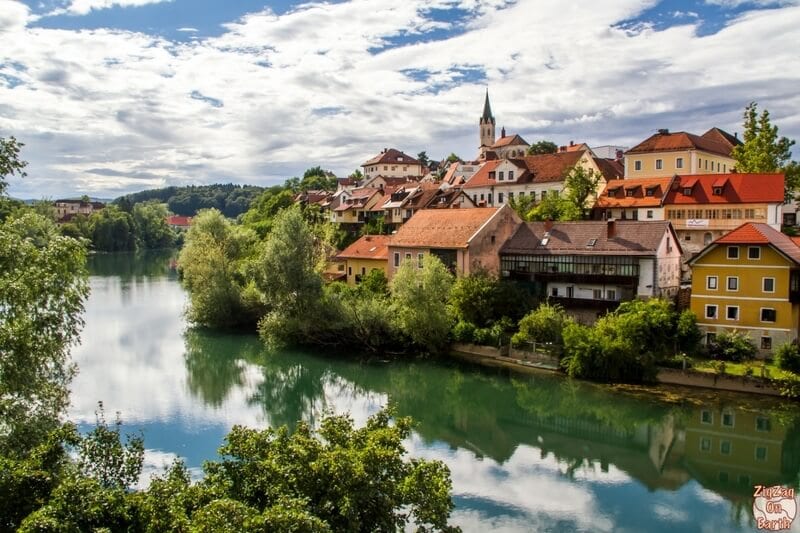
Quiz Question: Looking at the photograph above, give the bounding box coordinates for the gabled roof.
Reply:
[689,223,800,266]
[389,207,502,249]
[166,215,192,227]
[626,131,734,157]
[362,148,421,167]
[592,157,624,180]
[595,176,675,208]
[492,134,529,148]
[665,173,784,205]
[336,235,391,261]
[701,127,742,150]
[501,220,678,256]
[521,151,585,183]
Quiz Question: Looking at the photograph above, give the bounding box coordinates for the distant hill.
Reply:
[115,183,265,218]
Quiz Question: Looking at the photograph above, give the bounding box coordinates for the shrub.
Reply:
[515,303,571,346]
[774,342,800,374]
[451,321,476,343]
[707,331,757,362]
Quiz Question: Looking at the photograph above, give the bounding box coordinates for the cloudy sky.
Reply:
[1,0,798,199]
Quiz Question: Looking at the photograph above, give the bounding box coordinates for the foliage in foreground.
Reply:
[707,330,757,362]
[10,410,457,532]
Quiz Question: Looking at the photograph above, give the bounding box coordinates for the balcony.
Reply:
[532,271,639,285]
[549,296,622,311]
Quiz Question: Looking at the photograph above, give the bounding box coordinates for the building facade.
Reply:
[624,128,739,179]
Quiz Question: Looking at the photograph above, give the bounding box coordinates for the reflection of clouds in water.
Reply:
[652,503,689,523]
[137,448,203,490]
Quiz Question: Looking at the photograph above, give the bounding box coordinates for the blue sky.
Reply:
[1,0,798,198]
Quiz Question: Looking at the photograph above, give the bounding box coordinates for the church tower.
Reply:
[478,89,496,157]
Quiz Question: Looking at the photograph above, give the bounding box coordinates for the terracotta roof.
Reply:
[492,134,529,148]
[336,235,391,261]
[334,187,379,211]
[389,207,502,248]
[665,173,784,205]
[592,157,624,180]
[501,220,678,256]
[595,176,675,208]
[464,151,585,189]
[692,223,800,266]
[626,131,734,157]
[166,215,192,227]
[559,142,590,153]
[362,148,421,167]
[701,127,742,150]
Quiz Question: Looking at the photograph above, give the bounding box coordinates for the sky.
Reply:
[1,0,799,199]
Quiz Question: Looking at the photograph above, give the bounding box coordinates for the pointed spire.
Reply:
[481,88,494,122]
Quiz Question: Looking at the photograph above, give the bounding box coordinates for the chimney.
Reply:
[501,126,506,137]
[607,219,615,238]
[615,149,624,160]
[570,140,574,146]
[734,132,738,139]
[544,219,554,231]
[657,128,669,135]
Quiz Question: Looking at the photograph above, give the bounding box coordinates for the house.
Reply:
[595,176,677,221]
[361,148,425,181]
[54,198,105,222]
[624,128,739,179]
[664,173,784,253]
[387,205,521,278]
[463,150,620,209]
[438,162,482,188]
[330,187,382,226]
[335,235,391,286]
[688,223,800,352]
[500,220,682,320]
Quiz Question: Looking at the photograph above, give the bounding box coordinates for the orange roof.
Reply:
[595,177,674,208]
[626,131,734,157]
[336,235,391,261]
[692,223,800,265]
[665,173,784,205]
[701,127,742,150]
[389,207,501,248]
[464,151,584,189]
[166,215,192,227]
[492,134,529,148]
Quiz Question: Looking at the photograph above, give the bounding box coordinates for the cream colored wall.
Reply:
[625,150,734,178]
[363,161,424,180]
[344,258,387,286]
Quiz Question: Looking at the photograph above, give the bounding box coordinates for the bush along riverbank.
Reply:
[177,205,800,399]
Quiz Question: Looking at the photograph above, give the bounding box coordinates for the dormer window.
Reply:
[607,189,615,197]
[683,188,692,196]
[645,188,655,197]
[489,171,496,179]
[713,187,723,195]
[626,189,634,197]
[587,238,597,247]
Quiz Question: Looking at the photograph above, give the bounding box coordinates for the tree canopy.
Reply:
[527,140,558,155]
[0,136,28,195]
[115,184,265,218]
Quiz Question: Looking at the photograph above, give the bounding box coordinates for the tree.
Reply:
[448,270,508,328]
[512,303,572,346]
[0,136,28,195]
[0,212,89,455]
[240,187,295,238]
[508,193,535,221]
[179,209,262,328]
[390,255,453,353]
[417,151,430,168]
[732,102,798,202]
[445,153,461,163]
[132,201,176,249]
[89,205,136,252]
[527,140,558,155]
[529,193,582,222]
[563,166,601,216]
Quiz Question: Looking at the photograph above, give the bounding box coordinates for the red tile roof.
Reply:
[362,148,421,167]
[166,215,192,227]
[389,207,501,248]
[626,131,734,157]
[464,151,584,189]
[665,173,784,205]
[492,134,529,148]
[595,176,675,208]
[701,127,742,150]
[336,235,391,261]
[693,223,800,265]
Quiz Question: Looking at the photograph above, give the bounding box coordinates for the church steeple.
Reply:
[479,89,496,156]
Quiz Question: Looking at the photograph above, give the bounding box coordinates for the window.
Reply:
[727,246,739,259]
[727,277,738,291]
[634,160,642,171]
[384,165,388,170]
[646,188,655,197]
[748,246,761,260]
[646,210,653,219]
[707,276,718,290]
[705,160,709,170]
[722,411,735,427]
[761,308,776,323]
[473,194,477,203]
[705,304,718,319]
[701,410,713,424]
[509,171,514,180]
[626,189,634,197]
[704,232,713,245]
[685,235,691,241]
[480,193,485,201]
[393,252,400,267]
[756,446,768,461]
[761,336,773,350]
[405,253,412,261]
[498,171,504,181]
[509,192,514,200]
[551,287,558,297]
[607,289,616,300]
[713,186,723,195]
[361,267,366,275]
[541,191,547,199]
[391,166,396,171]
[498,192,504,204]
[756,416,771,432]
[491,235,496,244]
[723,164,727,172]
[530,191,536,201]
[683,188,692,196]
[418,253,424,268]
[676,157,684,169]
[726,306,739,320]
[717,162,721,172]
[721,440,732,455]
[348,266,352,276]
[700,437,712,452]
[763,277,775,293]
[403,166,407,171]
[593,289,603,299]
[655,159,663,170]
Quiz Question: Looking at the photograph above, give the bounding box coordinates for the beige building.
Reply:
[335,235,391,286]
[361,148,425,181]
[624,128,739,179]
[54,198,105,221]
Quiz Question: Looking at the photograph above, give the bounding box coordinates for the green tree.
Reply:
[707,330,757,362]
[76,405,144,490]
[445,153,461,163]
[132,201,176,249]
[391,255,453,353]
[732,102,798,201]
[563,166,601,216]
[179,209,262,328]
[529,193,582,221]
[0,136,28,195]
[512,303,572,346]
[448,270,504,328]
[0,212,89,455]
[89,205,137,252]
[240,187,295,238]
[417,151,430,168]
[508,193,535,221]
[526,140,558,155]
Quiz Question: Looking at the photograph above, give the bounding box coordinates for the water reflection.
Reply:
[72,252,800,533]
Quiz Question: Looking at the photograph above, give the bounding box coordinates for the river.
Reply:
[69,251,800,532]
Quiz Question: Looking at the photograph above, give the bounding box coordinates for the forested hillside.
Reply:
[114,184,265,218]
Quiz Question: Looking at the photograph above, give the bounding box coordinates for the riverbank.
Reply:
[450,342,790,398]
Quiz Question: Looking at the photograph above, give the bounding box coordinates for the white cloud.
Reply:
[705,0,799,7]
[53,0,173,16]
[0,0,30,32]
[176,27,198,33]
[1,0,800,198]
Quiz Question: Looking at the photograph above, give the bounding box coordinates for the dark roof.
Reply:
[501,220,677,256]
[362,148,421,167]
[690,223,800,266]
[626,131,734,157]
[701,127,742,150]
[481,89,494,122]
[592,157,624,180]
[664,173,784,205]
[492,134,529,148]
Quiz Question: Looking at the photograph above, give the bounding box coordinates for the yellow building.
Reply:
[624,128,738,179]
[688,223,800,352]
[335,234,390,286]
